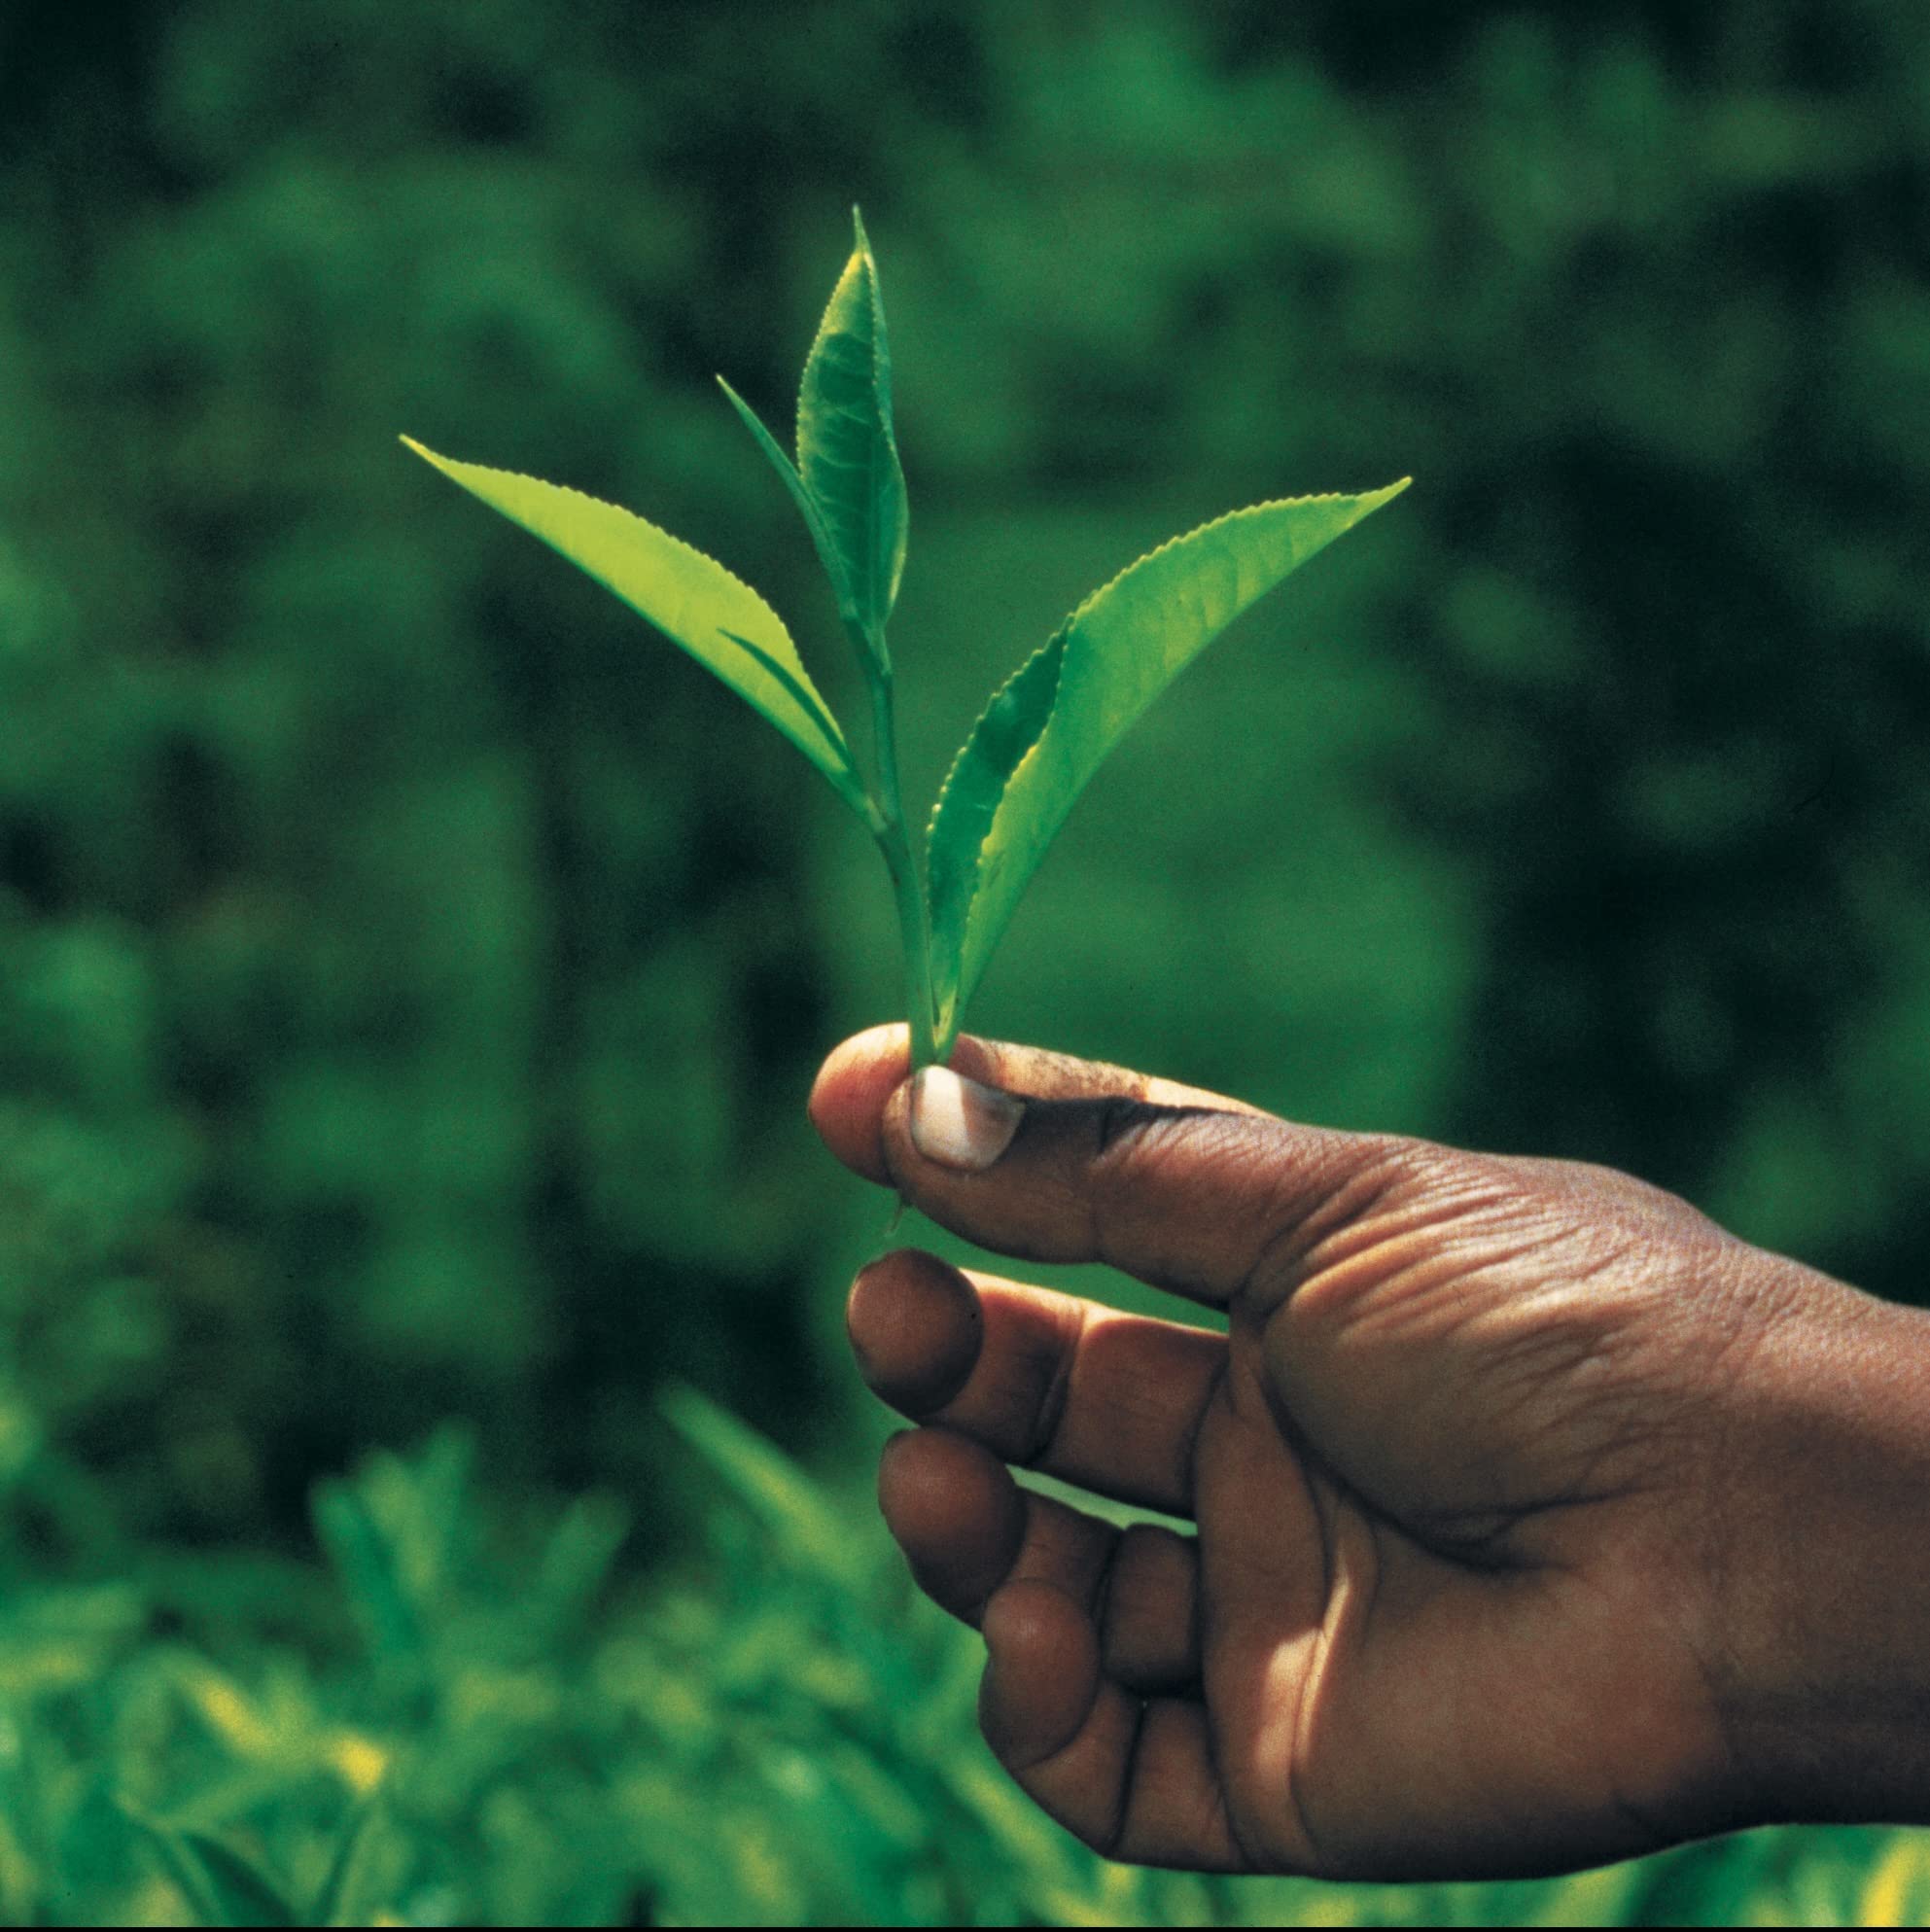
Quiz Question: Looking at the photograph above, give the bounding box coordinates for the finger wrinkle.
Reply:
[1024,1296,1090,1469]
[1104,1691,1152,1856]
[1012,1491,1119,1615]
[1090,1107,1272,1299]
[1245,1143,1408,1303]
[1176,1354,1225,1516]
[1098,1524,1202,1695]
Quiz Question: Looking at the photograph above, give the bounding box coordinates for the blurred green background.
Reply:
[3,0,1929,1921]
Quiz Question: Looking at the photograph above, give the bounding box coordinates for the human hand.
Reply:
[809,1027,1930,1879]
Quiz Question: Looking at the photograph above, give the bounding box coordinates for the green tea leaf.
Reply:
[926,482,1411,1050]
[716,376,858,632]
[401,439,869,821]
[922,633,1068,1036]
[120,1804,298,1927]
[794,208,908,647]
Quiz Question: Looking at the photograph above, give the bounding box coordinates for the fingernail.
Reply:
[909,1067,1024,1172]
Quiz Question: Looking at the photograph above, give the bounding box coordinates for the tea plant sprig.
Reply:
[404,211,1407,1073]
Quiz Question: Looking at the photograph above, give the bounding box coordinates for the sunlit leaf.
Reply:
[401,439,869,821]
[174,1659,274,1759]
[926,482,1410,1050]
[794,207,908,647]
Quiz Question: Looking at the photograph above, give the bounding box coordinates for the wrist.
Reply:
[1712,1260,1930,1826]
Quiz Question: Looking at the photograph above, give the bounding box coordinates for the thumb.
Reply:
[815,1029,1381,1308]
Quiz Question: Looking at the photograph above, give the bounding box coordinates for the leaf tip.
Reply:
[1357,474,1413,518]
[399,435,449,476]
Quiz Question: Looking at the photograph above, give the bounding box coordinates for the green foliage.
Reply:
[0,1424,1924,1924]
[119,1807,300,1927]
[927,484,1408,1051]
[307,1795,384,1929]
[410,220,1402,1068]
[716,374,857,655]
[794,208,909,650]
[399,439,869,821]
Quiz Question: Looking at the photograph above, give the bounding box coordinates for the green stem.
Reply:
[864,655,937,1071]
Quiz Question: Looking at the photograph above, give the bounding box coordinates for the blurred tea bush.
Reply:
[2,0,1928,1919]
[10,1416,1930,1924]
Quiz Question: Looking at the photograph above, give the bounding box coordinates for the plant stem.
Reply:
[864,654,937,1071]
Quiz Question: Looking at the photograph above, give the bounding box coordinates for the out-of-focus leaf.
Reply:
[120,1804,298,1928]
[0,1809,33,1927]
[311,1483,422,1660]
[658,1385,863,1586]
[531,1493,630,1633]
[401,439,869,820]
[794,207,908,647]
[173,1658,275,1759]
[405,1423,475,1584]
[308,1791,384,1929]
[925,482,1410,1052]
[1856,1836,1930,1925]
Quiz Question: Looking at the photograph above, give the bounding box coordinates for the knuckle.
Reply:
[1089,1104,1237,1230]
[1090,1094,1166,1157]
[1090,1100,1250,1177]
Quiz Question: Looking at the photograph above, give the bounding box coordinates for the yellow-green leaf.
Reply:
[401,439,868,821]
[927,481,1411,1052]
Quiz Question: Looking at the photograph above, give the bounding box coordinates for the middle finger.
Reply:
[849,1248,1227,1518]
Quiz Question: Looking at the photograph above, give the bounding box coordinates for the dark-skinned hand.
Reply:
[809,1026,1930,1879]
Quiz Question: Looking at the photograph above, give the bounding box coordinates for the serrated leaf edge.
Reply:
[1057,482,1413,639]
[717,374,859,624]
[926,480,1412,1049]
[791,209,906,633]
[794,211,883,458]
[929,483,1411,875]
[401,436,860,781]
[857,211,907,626]
[927,628,1067,1046]
[925,631,1061,853]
